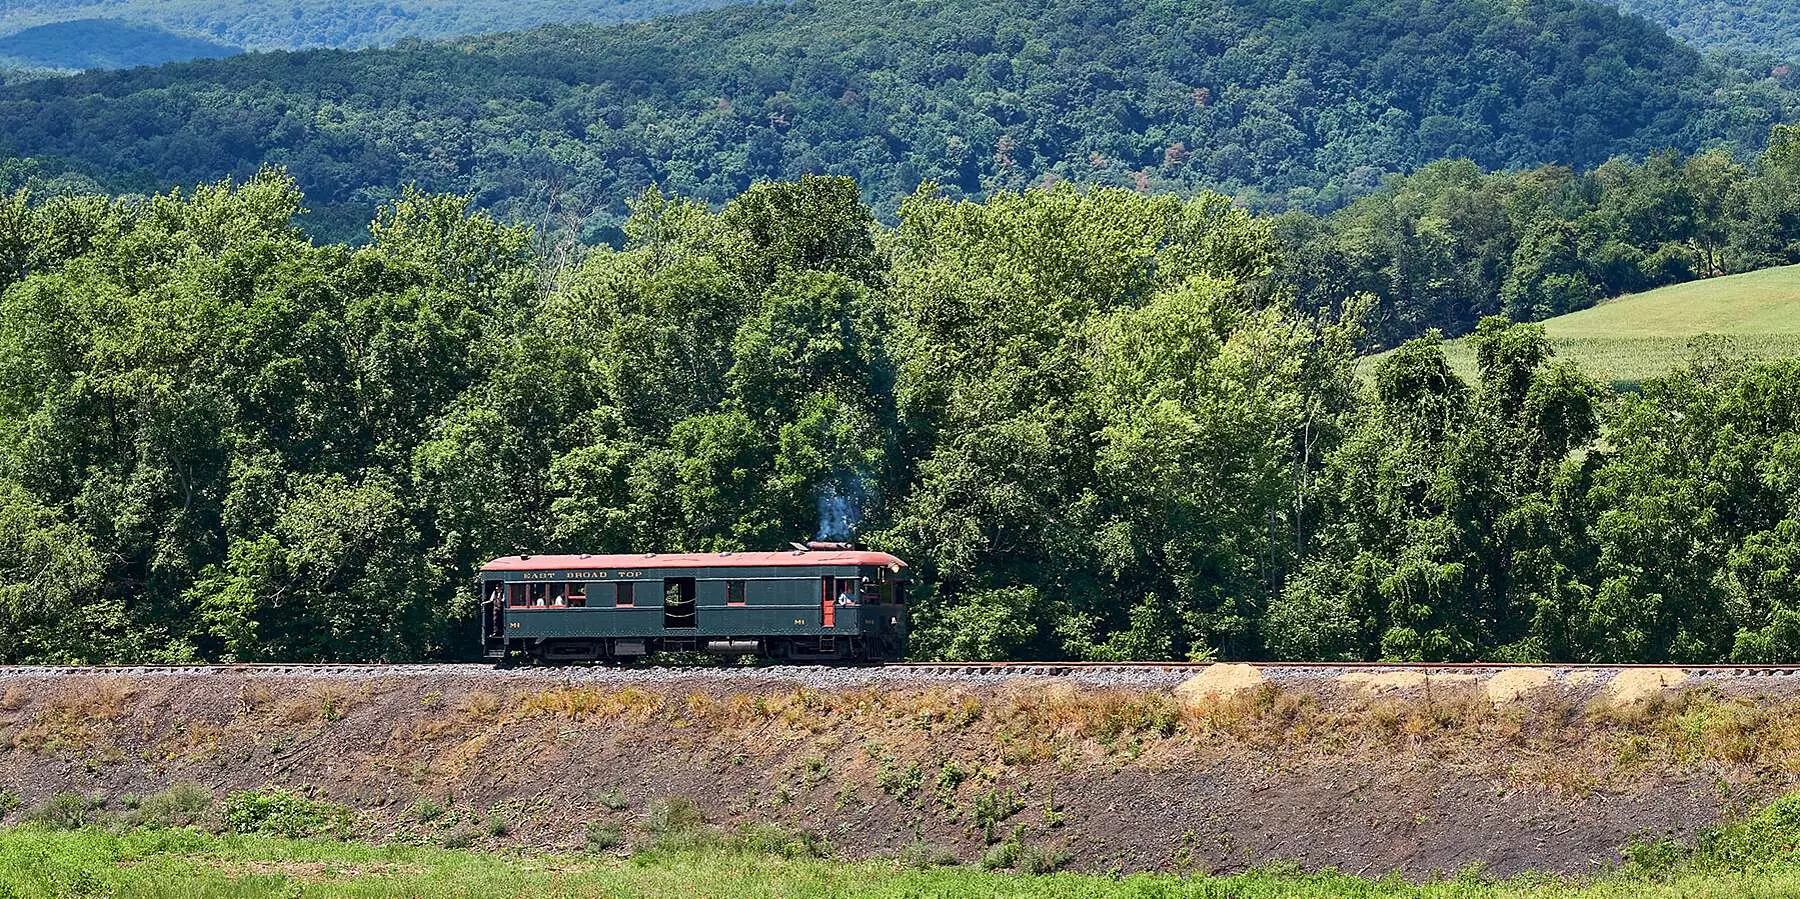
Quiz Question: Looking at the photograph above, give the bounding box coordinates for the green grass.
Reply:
[0,825,1798,899]
[1389,264,1800,388]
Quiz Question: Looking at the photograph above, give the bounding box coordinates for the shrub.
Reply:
[440,826,478,849]
[1018,844,1071,874]
[877,762,924,798]
[644,797,705,834]
[222,788,352,838]
[408,797,446,823]
[1693,793,1800,871]
[594,787,629,811]
[586,822,624,851]
[130,783,213,828]
[972,790,1024,843]
[979,840,1019,870]
[25,794,100,830]
[897,841,959,868]
[483,814,511,838]
[728,823,827,859]
[977,832,1064,872]
[0,790,19,818]
[1623,792,1800,879]
[935,761,967,794]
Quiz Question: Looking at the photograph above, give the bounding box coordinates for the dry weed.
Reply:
[237,684,273,715]
[16,679,137,753]
[163,721,224,759]
[462,691,501,718]
[514,687,663,722]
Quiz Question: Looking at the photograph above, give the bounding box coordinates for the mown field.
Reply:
[1417,264,1800,388]
[0,824,1795,899]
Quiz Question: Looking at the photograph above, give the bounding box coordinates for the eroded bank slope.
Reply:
[0,665,1792,876]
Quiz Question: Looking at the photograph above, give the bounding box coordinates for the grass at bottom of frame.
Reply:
[7,792,1800,899]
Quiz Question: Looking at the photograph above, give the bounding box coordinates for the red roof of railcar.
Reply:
[479,551,907,572]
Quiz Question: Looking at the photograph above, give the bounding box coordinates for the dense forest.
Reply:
[4,169,1800,665]
[0,0,1790,244]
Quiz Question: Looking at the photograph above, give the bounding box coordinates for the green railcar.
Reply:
[478,546,910,662]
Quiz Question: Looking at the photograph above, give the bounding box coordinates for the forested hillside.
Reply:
[0,0,1788,243]
[0,0,739,55]
[1604,0,1800,61]
[6,171,1800,666]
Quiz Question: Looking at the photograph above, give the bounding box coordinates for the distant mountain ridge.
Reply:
[0,0,1789,240]
[1602,0,1800,61]
[0,19,240,70]
[0,0,743,65]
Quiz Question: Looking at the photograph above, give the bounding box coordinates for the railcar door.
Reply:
[663,577,696,628]
[482,580,506,657]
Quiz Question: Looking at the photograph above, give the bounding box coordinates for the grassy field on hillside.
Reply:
[1410,264,1800,388]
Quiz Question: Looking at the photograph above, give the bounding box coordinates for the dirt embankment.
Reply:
[0,666,1794,876]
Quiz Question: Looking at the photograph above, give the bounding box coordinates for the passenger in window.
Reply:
[835,586,856,606]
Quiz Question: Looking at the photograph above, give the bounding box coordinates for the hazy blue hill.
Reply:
[1603,0,1800,61]
[0,18,240,70]
[0,0,746,52]
[0,0,1788,242]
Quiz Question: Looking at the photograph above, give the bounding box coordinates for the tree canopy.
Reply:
[5,170,1800,665]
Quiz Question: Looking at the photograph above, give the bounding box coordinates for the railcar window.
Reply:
[530,583,547,607]
[726,580,746,605]
[616,582,634,607]
[568,584,587,607]
[508,583,528,608]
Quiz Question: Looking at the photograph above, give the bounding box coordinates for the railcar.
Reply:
[478,543,910,663]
